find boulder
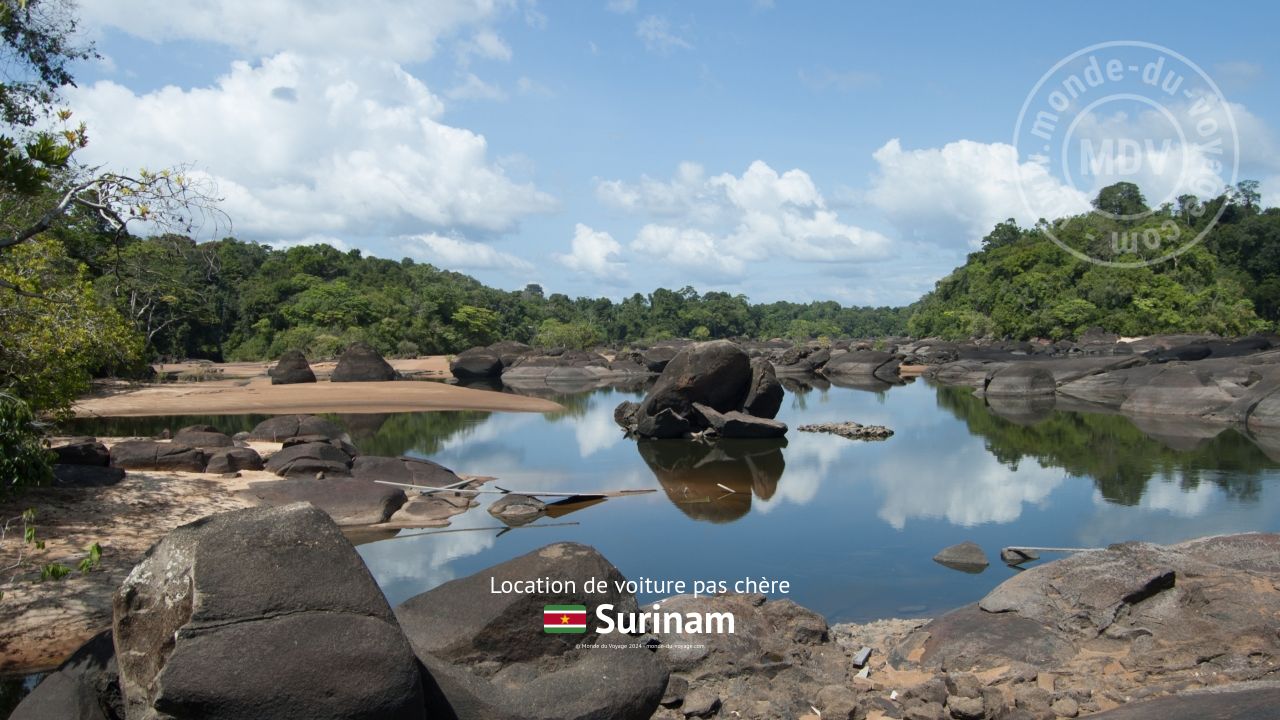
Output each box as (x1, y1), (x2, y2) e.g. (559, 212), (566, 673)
(52, 464), (126, 488)
(822, 350), (901, 382)
(1152, 341), (1214, 363)
(693, 403), (787, 439)
(204, 447), (264, 474)
(1120, 366), (1237, 418)
(984, 364), (1056, 397)
(242, 477), (407, 525)
(1056, 363), (1167, 408)
(51, 438), (110, 467)
(109, 441), (208, 472)
(1083, 684), (1280, 719)
(933, 541), (989, 573)
(635, 407), (694, 439)
(488, 340), (533, 368)
(8, 630), (121, 720)
(742, 358), (784, 419)
(487, 493), (547, 525)
(264, 441), (355, 477)
(267, 349), (317, 385)
(332, 342), (399, 382)
(247, 414), (346, 442)
(172, 427), (234, 448)
(395, 542), (667, 720)
(642, 346), (679, 373)
(614, 400), (641, 431)
(625, 340), (754, 439)
(450, 346), (503, 380)
(113, 504), (424, 719)
(351, 455), (463, 488)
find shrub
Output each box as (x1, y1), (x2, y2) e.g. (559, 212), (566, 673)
(0, 395), (53, 497)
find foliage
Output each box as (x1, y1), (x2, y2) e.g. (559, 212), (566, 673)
(0, 396), (51, 495)
(0, 237), (143, 414)
(534, 318), (604, 350)
(907, 182), (1276, 341)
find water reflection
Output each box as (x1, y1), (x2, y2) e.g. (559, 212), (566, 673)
(638, 439), (787, 523)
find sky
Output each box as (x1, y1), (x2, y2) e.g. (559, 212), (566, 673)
(64, 1), (1280, 307)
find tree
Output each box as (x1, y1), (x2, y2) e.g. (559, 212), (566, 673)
(1092, 182), (1148, 217)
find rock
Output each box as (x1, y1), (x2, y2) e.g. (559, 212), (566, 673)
(282, 433), (360, 456)
(109, 441), (209, 472)
(743, 358), (784, 419)
(899, 603), (1075, 671)
(1152, 341), (1214, 363)
(1120, 366), (1237, 418)
(350, 455), (463, 488)
(52, 464), (126, 488)
(905, 702), (946, 720)
(247, 414), (346, 442)
(614, 400), (641, 431)
(681, 689), (721, 717)
(51, 438), (110, 467)
(1056, 363), (1166, 408)
(984, 364), (1056, 397)
(488, 340), (533, 368)
(264, 441), (355, 477)
(243, 477), (407, 525)
(694, 403), (788, 439)
(822, 350), (901, 382)
(661, 675), (689, 707)
(1050, 696), (1079, 717)
(395, 542), (666, 720)
(112, 503), (425, 719)
(267, 349), (317, 385)
(1082, 684), (1280, 719)
(8, 629), (121, 720)
(947, 694), (985, 720)
(1246, 385), (1280, 431)
(1000, 547), (1040, 565)
(487, 493), (547, 525)
(797, 421), (893, 440)
(933, 542), (989, 573)
(643, 345), (679, 373)
(640, 340), (753, 423)
(451, 346), (503, 380)
(332, 342), (399, 382)
(172, 427), (234, 448)
(204, 447), (264, 474)
(636, 407), (694, 439)
(905, 678), (949, 706)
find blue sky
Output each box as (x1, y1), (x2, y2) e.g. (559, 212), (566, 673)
(68, 1), (1280, 306)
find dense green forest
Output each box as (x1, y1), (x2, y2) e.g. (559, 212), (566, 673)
(908, 181), (1279, 340)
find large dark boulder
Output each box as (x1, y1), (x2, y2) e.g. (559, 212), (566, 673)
(450, 346), (503, 380)
(743, 358), (784, 419)
(332, 342), (399, 382)
(247, 414), (346, 442)
(268, 349), (317, 385)
(8, 629), (121, 720)
(693, 403), (787, 439)
(51, 438), (110, 467)
(172, 427), (234, 448)
(984, 363), (1056, 397)
(488, 340), (533, 368)
(242, 478), (408, 525)
(264, 441), (355, 477)
(636, 340), (752, 425)
(395, 542), (666, 720)
(53, 464), (126, 488)
(109, 441), (209, 473)
(821, 350), (900, 381)
(112, 504), (424, 719)
(205, 447), (264, 474)
(642, 345), (678, 373)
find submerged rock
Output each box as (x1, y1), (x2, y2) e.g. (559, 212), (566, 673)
(933, 541), (990, 573)
(487, 493), (547, 525)
(797, 422), (893, 440)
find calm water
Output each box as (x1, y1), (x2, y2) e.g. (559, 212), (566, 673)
(68, 380), (1280, 623)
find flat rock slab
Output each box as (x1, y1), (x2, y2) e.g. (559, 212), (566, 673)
(1085, 684), (1280, 719)
(242, 477), (407, 525)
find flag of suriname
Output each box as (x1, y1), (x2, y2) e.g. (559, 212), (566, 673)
(543, 605), (587, 633)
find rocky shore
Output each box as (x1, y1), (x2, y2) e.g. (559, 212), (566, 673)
(11, 503), (1280, 719)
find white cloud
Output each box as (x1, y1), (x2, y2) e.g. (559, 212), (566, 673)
(867, 138), (1091, 248)
(556, 224), (625, 277)
(68, 53), (555, 243)
(456, 28), (513, 65)
(636, 15), (692, 54)
(80, 0), (509, 63)
(405, 233), (534, 273)
(600, 160), (891, 279)
(606, 0), (638, 13)
(447, 72), (508, 101)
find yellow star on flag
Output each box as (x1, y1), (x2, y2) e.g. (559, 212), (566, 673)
(561, 615), (570, 624)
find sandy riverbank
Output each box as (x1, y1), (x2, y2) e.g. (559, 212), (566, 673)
(74, 357), (563, 417)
